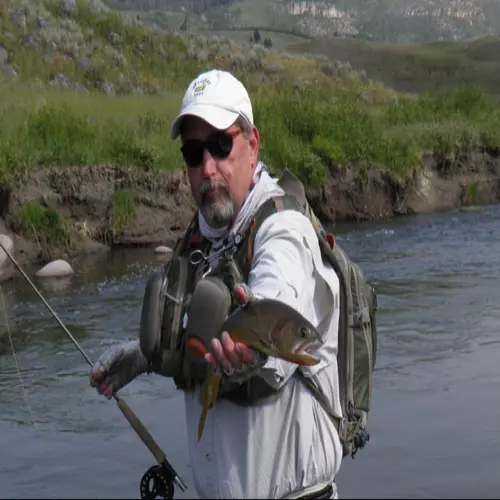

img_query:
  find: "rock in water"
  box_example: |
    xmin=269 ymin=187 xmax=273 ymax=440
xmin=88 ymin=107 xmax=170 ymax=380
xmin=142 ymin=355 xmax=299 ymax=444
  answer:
xmin=154 ymin=245 xmax=172 ymax=254
xmin=460 ymin=205 xmax=483 ymax=213
xmin=0 ymin=234 xmax=13 ymax=266
xmin=36 ymin=259 xmax=74 ymax=278
xmin=0 ymin=234 xmax=14 ymax=283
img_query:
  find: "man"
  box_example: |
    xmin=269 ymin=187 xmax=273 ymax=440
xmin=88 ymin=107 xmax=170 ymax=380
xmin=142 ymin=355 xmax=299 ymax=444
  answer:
xmin=90 ymin=69 xmax=343 ymax=499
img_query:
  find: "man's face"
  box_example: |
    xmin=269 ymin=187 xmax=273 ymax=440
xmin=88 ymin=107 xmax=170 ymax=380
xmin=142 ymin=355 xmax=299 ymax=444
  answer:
xmin=180 ymin=116 xmax=260 ymax=228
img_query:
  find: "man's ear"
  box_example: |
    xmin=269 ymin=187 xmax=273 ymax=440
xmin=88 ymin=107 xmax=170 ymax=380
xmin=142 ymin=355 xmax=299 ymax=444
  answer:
xmin=248 ymin=126 xmax=260 ymax=168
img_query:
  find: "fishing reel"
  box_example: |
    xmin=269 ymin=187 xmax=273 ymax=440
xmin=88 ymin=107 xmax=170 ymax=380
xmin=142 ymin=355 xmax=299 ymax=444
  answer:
xmin=140 ymin=464 xmax=175 ymax=500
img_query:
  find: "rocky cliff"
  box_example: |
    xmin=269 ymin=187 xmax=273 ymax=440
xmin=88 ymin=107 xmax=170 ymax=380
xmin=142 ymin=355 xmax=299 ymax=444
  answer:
xmin=280 ymin=0 xmax=496 ymax=41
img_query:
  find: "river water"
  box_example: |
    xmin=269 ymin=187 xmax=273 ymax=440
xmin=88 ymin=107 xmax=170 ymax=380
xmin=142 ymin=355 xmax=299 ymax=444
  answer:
xmin=1 ymin=205 xmax=500 ymax=499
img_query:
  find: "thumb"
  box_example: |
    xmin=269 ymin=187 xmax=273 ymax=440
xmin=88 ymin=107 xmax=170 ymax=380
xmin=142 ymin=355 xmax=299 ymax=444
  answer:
xmin=233 ymin=283 xmax=257 ymax=306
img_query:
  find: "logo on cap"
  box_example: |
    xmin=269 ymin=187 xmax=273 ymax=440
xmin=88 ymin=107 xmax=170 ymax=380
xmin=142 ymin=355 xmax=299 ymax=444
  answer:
xmin=193 ymin=77 xmax=211 ymax=97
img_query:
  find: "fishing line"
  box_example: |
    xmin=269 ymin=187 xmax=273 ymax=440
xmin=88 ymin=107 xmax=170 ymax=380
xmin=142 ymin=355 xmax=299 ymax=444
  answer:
xmin=0 ymin=284 xmax=39 ymax=430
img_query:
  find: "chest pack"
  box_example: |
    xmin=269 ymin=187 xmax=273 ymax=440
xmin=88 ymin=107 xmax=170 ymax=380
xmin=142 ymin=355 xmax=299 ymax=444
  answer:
xmin=139 ymin=168 xmax=378 ymax=459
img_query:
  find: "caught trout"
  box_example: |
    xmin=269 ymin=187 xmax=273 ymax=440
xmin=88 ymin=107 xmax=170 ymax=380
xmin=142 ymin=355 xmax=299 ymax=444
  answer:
xmin=197 ymin=296 xmax=322 ymax=442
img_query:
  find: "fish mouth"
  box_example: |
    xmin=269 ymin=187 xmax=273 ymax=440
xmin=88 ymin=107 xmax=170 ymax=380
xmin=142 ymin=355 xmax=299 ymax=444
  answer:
xmin=286 ymin=340 xmax=320 ymax=366
xmin=294 ymin=339 xmax=317 ymax=355
xmin=285 ymin=351 xmax=320 ymax=366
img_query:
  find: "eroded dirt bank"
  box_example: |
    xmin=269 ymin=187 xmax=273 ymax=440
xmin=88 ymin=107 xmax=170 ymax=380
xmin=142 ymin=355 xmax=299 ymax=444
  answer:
xmin=1 ymin=148 xmax=500 ymax=266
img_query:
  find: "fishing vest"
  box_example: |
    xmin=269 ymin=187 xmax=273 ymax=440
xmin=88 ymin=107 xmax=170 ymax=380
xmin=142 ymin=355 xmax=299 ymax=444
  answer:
xmin=146 ymin=194 xmax=303 ymax=406
xmin=139 ymin=168 xmax=378 ymax=458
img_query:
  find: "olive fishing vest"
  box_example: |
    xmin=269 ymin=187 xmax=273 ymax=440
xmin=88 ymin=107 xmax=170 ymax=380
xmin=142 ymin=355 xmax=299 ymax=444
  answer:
xmin=167 ymin=193 xmax=303 ymax=406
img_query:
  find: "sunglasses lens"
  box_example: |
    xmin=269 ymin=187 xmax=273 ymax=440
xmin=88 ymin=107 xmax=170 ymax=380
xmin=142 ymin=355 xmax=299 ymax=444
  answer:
xmin=180 ymin=132 xmax=236 ymax=168
xmin=207 ymin=132 xmax=233 ymax=159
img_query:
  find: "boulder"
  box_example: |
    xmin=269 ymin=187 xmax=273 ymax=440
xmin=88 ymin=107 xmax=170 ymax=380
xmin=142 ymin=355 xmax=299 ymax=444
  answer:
xmin=60 ymin=0 xmax=78 ymax=16
xmin=76 ymin=56 xmax=91 ymax=72
xmin=1 ymin=64 xmax=18 ymax=78
xmin=101 ymin=82 xmax=115 ymax=96
xmin=0 ymin=46 xmax=8 ymax=65
xmin=36 ymin=259 xmax=74 ymax=278
xmin=0 ymin=234 xmax=14 ymax=283
xmin=154 ymin=245 xmax=172 ymax=254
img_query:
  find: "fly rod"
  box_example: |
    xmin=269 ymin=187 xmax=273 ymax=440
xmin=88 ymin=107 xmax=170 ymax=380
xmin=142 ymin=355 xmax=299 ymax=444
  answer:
xmin=0 ymin=240 xmax=187 ymax=499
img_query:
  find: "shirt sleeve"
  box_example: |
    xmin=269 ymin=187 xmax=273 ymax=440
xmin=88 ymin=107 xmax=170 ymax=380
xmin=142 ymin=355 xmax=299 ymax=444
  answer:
xmin=246 ymin=209 xmax=320 ymax=390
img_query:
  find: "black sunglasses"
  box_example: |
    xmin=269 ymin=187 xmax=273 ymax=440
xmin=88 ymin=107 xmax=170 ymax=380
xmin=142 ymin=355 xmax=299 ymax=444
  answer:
xmin=180 ymin=129 xmax=243 ymax=168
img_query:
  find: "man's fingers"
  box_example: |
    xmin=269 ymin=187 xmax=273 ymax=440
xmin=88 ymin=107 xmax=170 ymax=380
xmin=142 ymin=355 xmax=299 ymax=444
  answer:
xmin=97 ymin=381 xmax=109 ymax=395
xmin=211 ymin=338 xmax=232 ymax=372
xmin=207 ymin=333 xmax=258 ymax=377
xmin=204 ymin=352 xmax=217 ymax=370
xmin=90 ymin=363 xmax=107 ymax=388
xmin=234 ymin=343 xmax=255 ymax=365
xmin=220 ymin=332 xmax=243 ymax=368
xmin=103 ymin=384 xmax=115 ymax=400
xmin=90 ymin=371 xmax=103 ymax=388
xmin=233 ymin=283 xmax=249 ymax=306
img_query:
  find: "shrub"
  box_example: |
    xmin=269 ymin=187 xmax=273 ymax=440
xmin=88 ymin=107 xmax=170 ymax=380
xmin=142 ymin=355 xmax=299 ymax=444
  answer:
xmin=16 ymin=203 xmax=70 ymax=245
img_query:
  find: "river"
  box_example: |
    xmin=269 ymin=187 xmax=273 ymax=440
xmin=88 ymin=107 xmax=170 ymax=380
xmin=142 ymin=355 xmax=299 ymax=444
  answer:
xmin=1 ymin=205 xmax=500 ymax=499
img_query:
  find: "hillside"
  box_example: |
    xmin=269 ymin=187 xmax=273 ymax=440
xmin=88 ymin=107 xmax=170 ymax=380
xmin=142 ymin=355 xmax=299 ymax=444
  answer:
xmin=106 ymin=0 xmax=500 ymax=43
xmin=288 ymin=35 xmax=500 ymax=99
xmin=0 ymin=0 xmax=358 ymax=96
xmin=0 ymin=0 xmax=393 ymax=181
xmin=2 ymin=0 xmax=500 ymax=264
xmin=2 ymin=0 xmax=500 ymax=183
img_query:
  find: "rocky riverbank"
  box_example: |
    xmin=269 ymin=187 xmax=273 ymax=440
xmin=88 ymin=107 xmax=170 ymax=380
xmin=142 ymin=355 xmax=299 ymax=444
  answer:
xmin=1 ymin=147 xmax=500 ymax=279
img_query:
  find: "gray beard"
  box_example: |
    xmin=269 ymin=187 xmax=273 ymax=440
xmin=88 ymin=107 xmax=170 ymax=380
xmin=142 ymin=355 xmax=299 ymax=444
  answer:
xmin=200 ymin=197 xmax=235 ymax=228
xmin=199 ymin=178 xmax=235 ymax=228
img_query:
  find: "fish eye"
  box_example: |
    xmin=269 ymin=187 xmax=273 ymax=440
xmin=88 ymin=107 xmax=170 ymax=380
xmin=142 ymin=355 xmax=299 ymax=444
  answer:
xmin=299 ymin=327 xmax=311 ymax=339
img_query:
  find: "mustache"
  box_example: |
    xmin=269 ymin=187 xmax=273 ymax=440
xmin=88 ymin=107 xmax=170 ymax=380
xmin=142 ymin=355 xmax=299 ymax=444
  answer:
xmin=199 ymin=178 xmax=230 ymax=197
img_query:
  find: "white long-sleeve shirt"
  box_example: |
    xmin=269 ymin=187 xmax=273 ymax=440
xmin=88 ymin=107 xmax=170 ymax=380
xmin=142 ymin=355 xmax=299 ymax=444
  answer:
xmin=184 ymin=209 xmax=343 ymax=499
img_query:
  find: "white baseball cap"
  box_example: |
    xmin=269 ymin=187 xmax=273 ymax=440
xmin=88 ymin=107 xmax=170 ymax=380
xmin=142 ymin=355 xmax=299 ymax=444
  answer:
xmin=170 ymin=69 xmax=254 ymax=140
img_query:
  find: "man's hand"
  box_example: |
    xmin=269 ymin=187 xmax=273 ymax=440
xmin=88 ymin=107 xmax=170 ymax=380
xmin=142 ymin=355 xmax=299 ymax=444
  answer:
xmin=90 ymin=340 xmax=148 ymax=399
xmin=204 ymin=283 xmax=265 ymax=376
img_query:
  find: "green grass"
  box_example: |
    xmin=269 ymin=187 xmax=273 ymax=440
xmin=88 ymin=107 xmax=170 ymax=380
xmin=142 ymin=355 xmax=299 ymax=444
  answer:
xmin=255 ymin=84 xmax=500 ymax=186
xmin=1 ymin=0 xmax=500 ymax=190
xmin=0 ymin=85 xmax=183 ymax=177
xmin=15 ymin=203 xmax=70 ymax=246
xmin=112 ymin=189 xmax=136 ymax=236
xmin=1 ymin=80 xmax=500 ymax=189
xmin=287 ymin=35 xmax=500 ymax=100
xmin=466 ymin=181 xmax=479 ymax=203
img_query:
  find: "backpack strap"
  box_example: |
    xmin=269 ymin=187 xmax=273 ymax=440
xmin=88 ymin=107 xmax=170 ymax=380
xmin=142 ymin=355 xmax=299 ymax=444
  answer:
xmin=242 ymin=190 xmax=346 ymax=442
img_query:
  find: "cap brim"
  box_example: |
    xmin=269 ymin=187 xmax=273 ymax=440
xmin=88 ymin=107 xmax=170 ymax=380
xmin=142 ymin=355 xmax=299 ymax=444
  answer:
xmin=170 ymin=104 xmax=240 ymax=140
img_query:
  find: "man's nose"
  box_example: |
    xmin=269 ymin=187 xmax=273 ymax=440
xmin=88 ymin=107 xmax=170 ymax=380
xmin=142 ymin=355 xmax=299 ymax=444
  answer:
xmin=201 ymin=149 xmax=217 ymax=177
